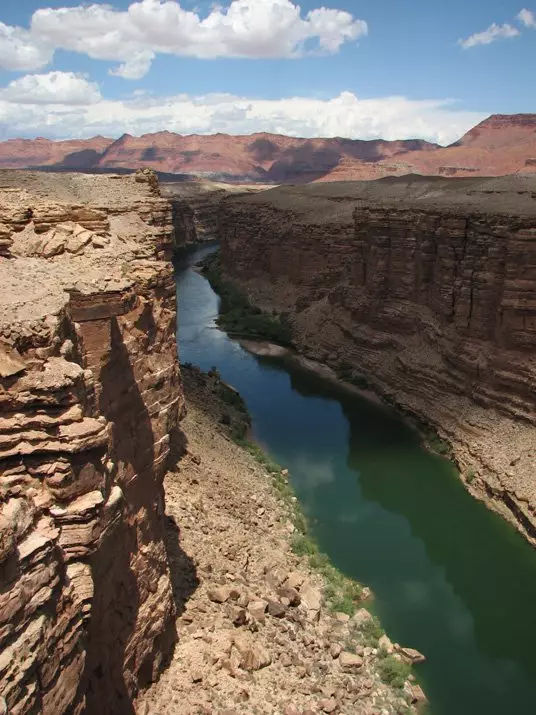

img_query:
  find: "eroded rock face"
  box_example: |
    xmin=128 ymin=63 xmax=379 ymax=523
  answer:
xmin=0 ymin=169 xmax=185 ymax=713
xmin=218 ymin=175 xmax=536 ymax=541
xmin=161 ymin=180 xmax=270 ymax=247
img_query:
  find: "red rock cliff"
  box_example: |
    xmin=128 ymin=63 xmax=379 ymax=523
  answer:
xmin=218 ymin=175 xmax=536 ymax=542
xmin=0 ymin=169 xmax=185 ymax=713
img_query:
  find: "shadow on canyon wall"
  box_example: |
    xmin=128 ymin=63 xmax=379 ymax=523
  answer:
xmin=77 ymin=317 xmax=198 ymax=713
xmin=164 ymin=515 xmax=200 ymax=618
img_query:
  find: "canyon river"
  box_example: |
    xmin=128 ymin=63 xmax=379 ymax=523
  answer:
xmin=175 ymin=245 xmax=536 ymax=715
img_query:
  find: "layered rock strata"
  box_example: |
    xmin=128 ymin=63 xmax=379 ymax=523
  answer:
xmin=161 ymin=180 xmax=269 ymax=246
xmin=219 ymin=175 xmax=536 ymax=542
xmin=0 ymin=169 xmax=185 ymax=713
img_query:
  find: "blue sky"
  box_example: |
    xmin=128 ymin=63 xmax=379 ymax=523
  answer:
xmin=0 ymin=0 xmax=534 ymax=143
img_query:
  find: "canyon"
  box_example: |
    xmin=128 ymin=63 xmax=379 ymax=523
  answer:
xmin=0 ymin=169 xmax=419 ymax=714
xmin=2 ymin=157 xmax=536 ymax=714
xmin=1 ymin=113 xmax=535 ymax=183
xmin=218 ymin=174 xmax=536 ymax=542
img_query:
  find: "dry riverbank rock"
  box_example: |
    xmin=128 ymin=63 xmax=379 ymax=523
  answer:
xmin=339 ymin=652 xmax=364 ymax=671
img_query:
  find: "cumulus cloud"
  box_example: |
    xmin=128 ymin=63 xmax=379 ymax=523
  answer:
xmin=458 ymin=22 xmax=520 ymax=48
xmin=0 ymin=22 xmax=52 ymax=71
xmin=0 ymin=79 xmax=486 ymax=146
xmin=109 ymin=52 xmax=156 ymax=80
xmin=0 ymin=72 xmax=101 ymax=105
xmin=0 ymin=0 xmax=367 ymax=78
xmin=517 ymin=8 xmax=536 ymax=28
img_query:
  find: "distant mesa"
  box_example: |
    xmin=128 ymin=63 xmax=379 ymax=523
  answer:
xmin=0 ymin=114 xmax=535 ymax=183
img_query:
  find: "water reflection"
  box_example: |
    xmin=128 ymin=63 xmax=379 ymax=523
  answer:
xmin=176 ymin=246 xmax=536 ymax=715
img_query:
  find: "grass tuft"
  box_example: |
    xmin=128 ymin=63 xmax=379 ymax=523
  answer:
xmin=377 ymin=655 xmax=412 ymax=689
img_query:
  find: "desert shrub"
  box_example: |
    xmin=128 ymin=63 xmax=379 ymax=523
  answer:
xmin=208 ymin=365 xmax=221 ymax=379
xmin=377 ymin=655 xmax=412 ymax=689
xmin=360 ymin=616 xmax=385 ymax=646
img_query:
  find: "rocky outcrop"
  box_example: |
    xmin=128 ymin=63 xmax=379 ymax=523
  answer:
xmin=0 ymin=169 xmax=185 ymax=713
xmin=218 ymin=175 xmax=536 ymax=542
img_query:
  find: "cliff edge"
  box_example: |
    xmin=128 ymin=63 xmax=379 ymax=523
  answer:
xmin=219 ymin=175 xmax=536 ymax=542
xmin=0 ymin=169 xmax=185 ymax=713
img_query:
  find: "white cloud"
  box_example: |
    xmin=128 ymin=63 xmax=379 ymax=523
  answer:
xmin=517 ymin=8 xmax=536 ymax=28
xmin=458 ymin=22 xmax=520 ymax=48
xmin=0 ymin=22 xmax=52 ymax=71
xmin=109 ymin=52 xmax=156 ymax=80
xmin=0 ymin=0 xmax=367 ymax=78
xmin=0 ymin=72 xmax=101 ymax=105
xmin=0 ymin=80 xmax=486 ymax=146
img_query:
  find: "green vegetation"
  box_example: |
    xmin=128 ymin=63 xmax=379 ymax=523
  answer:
xmin=208 ymin=365 xmax=221 ymax=379
xmin=193 ymin=362 xmax=416 ymax=695
xmin=360 ymin=615 xmax=385 ymax=646
xmin=410 ymin=415 xmax=452 ymax=457
xmin=234 ymin=437 xmax=281 ymax=474
xmin=291 ymin=530 xmax=364 ymax=617
xmin=424 ymin=429 xmax=451 ymax=456
xmin=201 ymin=254 xmax=293 ymax=345
xmin=377 ymin=654 xmax=412 ymax=689
xmin=466 ymin=468 xmax=476 ymax=484
xmin=218 ymin=382 xmax=248 ymax=413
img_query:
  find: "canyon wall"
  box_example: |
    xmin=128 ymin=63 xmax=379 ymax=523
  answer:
xmin=218 ymin=175 xmax=536 ymax=541
xmin=161 ymin=181 xmax=270 ymax=246
xmin=0 ymin=169 xmax=185 ymax=713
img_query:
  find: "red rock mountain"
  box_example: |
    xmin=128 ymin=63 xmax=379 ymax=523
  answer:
xmin=0 ymin=114 xmax=535 ymax=182
xmin=0 ymin=136 xmax=112 ymax=170
xmin=399 ymin=114 xmax=536 ymax=177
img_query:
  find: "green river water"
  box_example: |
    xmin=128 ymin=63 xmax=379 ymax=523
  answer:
xmin=176 ymin=245 xmax=536 ymax=715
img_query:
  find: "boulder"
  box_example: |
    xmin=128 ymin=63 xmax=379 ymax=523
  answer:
xmin=207 ymin=585 xmax=232 ymax=604
xmin=300 ymin=583 xmax=322 ymax=612
xmin=267 ymin=600 xmax=287 ymax=618
xmin=248 ymin=599 xmax=268 ymax=621
xmin=286 ymin=571 xmax=305 ymax=590
xmin=277 ymin=586 xmax=301 ymax=606
xmin=329 ymin=643 xmax=343 ymax=659
xmin=378 ymin=634 xmax=394 ymax=653
xmin=339 ymin=652 xmax=364 ymax=671
xmin=0 ymin=344 xmax=26 ymax=378
xmin=352 ymin=608 xmax=372 ymax=626
xmin=396 ymin=644 xmax=426 ymax=664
